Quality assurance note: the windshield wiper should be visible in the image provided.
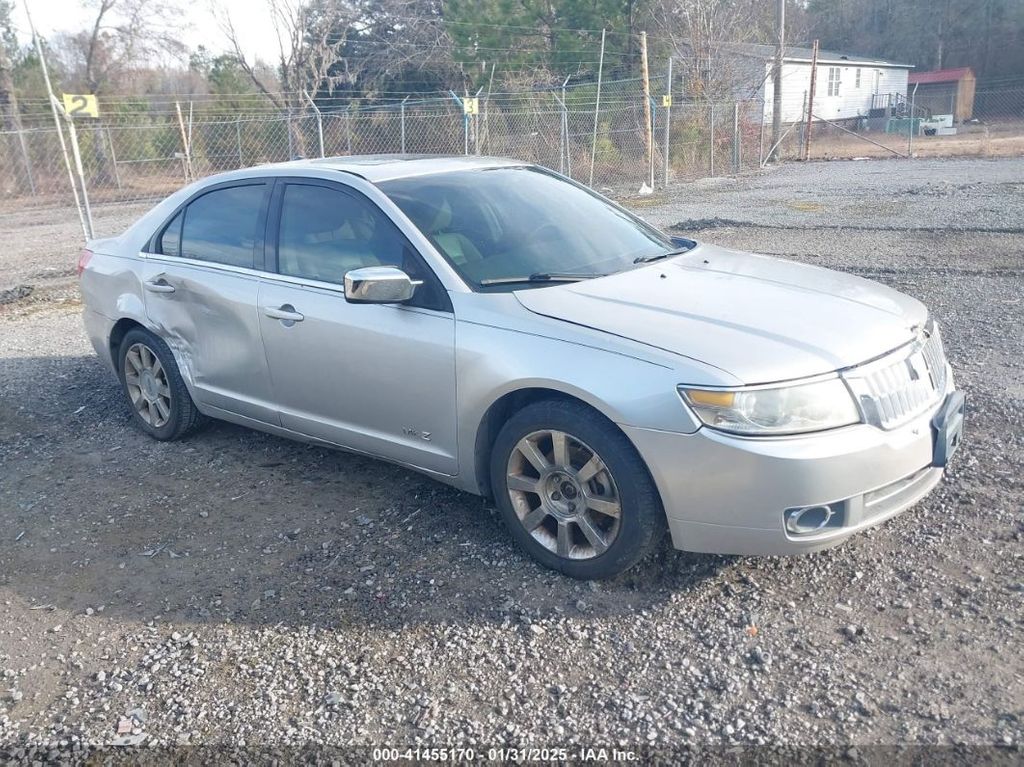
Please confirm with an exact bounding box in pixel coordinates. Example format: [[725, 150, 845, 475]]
[[633, 248, 692, 265], [479, 272, 607, 286]]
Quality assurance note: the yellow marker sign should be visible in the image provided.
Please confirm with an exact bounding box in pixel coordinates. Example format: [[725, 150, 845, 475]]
[[463, 97, 479, 115], [661, 95, 673, 108], [62, 94, 99, 118]]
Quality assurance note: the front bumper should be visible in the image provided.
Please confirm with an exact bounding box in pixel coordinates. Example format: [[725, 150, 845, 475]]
[[622, 392, 962, 556]]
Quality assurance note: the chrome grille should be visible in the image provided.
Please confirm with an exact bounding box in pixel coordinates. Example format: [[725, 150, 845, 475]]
[[844, 324, 949, 430]]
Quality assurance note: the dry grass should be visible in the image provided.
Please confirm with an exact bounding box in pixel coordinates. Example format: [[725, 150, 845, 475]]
[[808, 119, 1024, 160]]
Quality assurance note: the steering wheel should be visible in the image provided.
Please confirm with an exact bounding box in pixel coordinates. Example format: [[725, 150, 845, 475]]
[[525, 222, 562, 243]]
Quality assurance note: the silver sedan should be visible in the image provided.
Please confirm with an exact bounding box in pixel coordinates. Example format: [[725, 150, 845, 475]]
[[79, 156, 965, 578]]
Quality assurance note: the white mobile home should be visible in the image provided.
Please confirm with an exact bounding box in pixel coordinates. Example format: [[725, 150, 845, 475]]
[[725, 44, 914, 124]]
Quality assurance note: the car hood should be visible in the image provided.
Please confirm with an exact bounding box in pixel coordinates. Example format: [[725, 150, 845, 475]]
[[514, 244, 928, 384]]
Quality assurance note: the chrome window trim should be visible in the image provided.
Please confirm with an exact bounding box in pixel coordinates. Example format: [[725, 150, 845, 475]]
[[141, 252, 263, 279], [142, 252, 452, 319], [258, 269, 453, 320], [143, 178, 271, 269]]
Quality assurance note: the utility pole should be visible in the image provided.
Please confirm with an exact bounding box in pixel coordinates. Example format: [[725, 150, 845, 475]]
[[663, 57, 672, 186], [589, 28, 606, 187], [770, 0, 785, 162], [803, 39, 819, 161], [639, 31, 653, 189]]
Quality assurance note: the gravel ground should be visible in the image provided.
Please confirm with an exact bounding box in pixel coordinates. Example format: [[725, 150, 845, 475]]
[[0, 157, 1022, 759]]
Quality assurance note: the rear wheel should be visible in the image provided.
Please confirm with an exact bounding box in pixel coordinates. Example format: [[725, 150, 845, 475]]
[[490, 399, 665, 579], [117, 328, 203, 441]]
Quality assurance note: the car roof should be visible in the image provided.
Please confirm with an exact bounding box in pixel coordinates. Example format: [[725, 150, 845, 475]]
[[259, 154, 527, 183]]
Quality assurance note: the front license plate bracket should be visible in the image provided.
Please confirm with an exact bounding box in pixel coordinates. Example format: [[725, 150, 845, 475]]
[[932, 391, 966, 468]]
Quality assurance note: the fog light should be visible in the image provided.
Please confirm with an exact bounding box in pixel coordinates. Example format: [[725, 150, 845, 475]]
[[785, 504, 836, 535]]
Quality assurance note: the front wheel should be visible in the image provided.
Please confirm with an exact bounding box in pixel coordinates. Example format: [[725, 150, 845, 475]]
[[490, 399, 665, 579]]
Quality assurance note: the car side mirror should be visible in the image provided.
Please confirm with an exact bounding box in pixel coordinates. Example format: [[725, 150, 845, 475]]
[[344, 266, 419, 304]]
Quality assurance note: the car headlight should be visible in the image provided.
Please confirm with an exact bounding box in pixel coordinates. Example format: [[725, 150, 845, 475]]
[[678, 378, 861, 436]]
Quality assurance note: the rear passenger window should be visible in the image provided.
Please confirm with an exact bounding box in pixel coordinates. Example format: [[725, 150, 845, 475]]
[[180, 185, 265, 268]]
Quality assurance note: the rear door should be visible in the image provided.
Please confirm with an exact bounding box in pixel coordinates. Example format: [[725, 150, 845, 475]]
[[141, 181, 278, 425], [257, 179, 458, 474]]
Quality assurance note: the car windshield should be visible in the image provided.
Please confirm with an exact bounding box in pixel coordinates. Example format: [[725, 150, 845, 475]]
[[379, 167, 679, 289]]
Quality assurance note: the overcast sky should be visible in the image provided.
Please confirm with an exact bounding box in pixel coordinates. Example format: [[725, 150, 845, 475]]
[[13, 0, 279, 61]]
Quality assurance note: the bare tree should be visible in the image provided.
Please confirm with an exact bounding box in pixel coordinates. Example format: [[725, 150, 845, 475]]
[[649, 0, 771, 99], [218, 0, 362, 156], [49, 0, 187, 185], [55, 0, 189, 93]]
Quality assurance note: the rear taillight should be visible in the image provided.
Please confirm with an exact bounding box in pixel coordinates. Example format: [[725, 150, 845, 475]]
[[76, 248, 93, 277]]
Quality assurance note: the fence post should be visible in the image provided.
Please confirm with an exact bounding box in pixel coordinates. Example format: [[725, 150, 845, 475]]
[[175, 101, 193, 181], [15, 128, 36, 195], [732, 102, 740, 172], [236, 117, 243, 167], [303, 90, 324, 158], [758, 99, 766, 167], [803, 40, 819, 161], [560, 75, 570, 175], [474, 87, 483, 155], [709, 102, 715, 177], [908, 83, 919, 157], [345, 106, 352, 155], [400, 96, 409, 154], [798, 91, 808, 157], [286, 107, 294, 159], [105, 127, 122, 190], [663, 57, 672, 187]]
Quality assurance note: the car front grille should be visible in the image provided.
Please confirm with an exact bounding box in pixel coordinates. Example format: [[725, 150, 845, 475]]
[[843, 323, 949, 430]]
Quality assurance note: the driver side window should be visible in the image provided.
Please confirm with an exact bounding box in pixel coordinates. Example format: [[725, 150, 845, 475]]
[[275, 183, 450, 311], [278, 184, 405, 283]]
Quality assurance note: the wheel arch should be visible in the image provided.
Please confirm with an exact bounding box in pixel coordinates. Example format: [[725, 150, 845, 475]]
[[109, 317, 146, 372], [473, 385, 627, 499]]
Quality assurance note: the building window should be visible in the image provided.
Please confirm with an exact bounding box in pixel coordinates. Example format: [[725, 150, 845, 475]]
[[827, 67, 841, 97], [855, 69, 862, 89]]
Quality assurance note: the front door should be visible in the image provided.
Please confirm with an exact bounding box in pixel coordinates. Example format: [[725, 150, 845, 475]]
[[257, 180, 458, 475], [141, 181, 277, 425]]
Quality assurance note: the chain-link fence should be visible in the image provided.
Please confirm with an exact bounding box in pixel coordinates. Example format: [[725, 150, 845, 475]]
[[3, 79, 1023, 239]]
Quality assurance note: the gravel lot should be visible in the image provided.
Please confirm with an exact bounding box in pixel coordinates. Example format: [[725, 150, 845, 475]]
[[1, 157, 1022, 758]]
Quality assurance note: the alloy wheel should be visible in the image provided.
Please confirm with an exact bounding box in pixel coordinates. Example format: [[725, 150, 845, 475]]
[[506, 429, 622, 560], [124, 342, 172, 428]]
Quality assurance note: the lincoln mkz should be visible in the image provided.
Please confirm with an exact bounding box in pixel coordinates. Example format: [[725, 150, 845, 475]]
[[79, 156, 966, 578]]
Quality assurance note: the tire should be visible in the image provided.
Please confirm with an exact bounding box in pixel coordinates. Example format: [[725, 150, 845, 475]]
[[490, 398, 665, 579], [117, 327, 204, 441]]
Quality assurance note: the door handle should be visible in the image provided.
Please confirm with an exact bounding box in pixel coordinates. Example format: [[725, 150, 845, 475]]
[[144, 278, 175, 294], [263, 305, 304, 323]]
